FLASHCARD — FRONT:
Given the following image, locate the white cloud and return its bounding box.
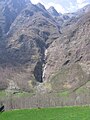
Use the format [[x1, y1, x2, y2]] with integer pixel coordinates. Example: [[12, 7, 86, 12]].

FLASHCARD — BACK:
[[77, 0, 89, 8], [66, 2, 78, 13], [31, 0, 42, 4], [77, 0, 85, 4]]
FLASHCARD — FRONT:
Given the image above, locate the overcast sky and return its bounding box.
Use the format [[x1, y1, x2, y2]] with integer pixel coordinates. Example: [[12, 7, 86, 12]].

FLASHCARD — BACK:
[[31, 0, 90, 13]]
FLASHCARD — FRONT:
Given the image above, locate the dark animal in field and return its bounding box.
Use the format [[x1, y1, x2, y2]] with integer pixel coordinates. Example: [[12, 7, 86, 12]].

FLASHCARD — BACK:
[[38, 107, 41, 109], [0, 105, 4, 112]]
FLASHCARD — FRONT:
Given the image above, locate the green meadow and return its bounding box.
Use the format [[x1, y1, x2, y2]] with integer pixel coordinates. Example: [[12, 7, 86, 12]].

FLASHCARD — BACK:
[[0, 106, 90, 120]]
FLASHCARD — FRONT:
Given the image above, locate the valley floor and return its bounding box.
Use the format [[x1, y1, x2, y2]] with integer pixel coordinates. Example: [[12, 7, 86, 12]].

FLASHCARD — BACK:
[[0, 106, 90, 120]]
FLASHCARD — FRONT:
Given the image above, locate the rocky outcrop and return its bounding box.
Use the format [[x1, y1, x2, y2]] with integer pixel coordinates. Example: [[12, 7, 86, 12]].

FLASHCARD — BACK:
[[47, 6, 60, 17]]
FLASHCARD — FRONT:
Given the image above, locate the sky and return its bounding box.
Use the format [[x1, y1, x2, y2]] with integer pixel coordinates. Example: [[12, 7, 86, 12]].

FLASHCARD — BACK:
[[31, 0, 90, 13]]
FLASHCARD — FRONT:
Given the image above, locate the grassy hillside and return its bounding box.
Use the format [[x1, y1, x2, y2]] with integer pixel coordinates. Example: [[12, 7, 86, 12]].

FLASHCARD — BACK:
[[0, 106, 90, 120]]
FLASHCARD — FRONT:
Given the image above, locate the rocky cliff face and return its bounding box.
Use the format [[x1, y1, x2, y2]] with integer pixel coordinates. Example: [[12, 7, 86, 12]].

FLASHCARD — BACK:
[[0, 0, 90, 96], [0, 0, 31, 34], [43, 12, 90, 92], [47, 6, 60, 17]]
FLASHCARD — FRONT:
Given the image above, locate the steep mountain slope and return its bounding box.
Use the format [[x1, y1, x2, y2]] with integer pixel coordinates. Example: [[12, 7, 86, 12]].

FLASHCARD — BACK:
[[0, 1, 61, 92], [0, 0, 89, 104], [54, 4, 90, 28], [77, 4, 90, 15], [43, 11, 90, 92], [0, 0, 31, 34]]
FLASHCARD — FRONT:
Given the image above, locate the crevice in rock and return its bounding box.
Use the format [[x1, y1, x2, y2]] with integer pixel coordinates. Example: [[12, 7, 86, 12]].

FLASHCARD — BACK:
[[34, 61, 43, 83], [63, 60, 70, 65], [33, 39, 43, 82], [34, 38, 49, 83], [75, 56, 82, 62]]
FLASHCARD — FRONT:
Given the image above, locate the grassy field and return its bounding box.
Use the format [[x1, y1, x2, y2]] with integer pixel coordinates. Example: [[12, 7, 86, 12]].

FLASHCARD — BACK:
[[0, 106, 90, 120]]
